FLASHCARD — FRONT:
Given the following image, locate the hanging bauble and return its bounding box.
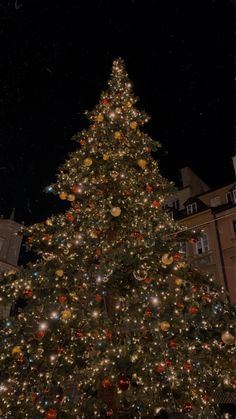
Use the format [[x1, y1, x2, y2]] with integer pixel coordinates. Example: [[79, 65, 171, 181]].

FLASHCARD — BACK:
[[182, 403, 192, 413], [152, 200, 161, 208], [105, 409, 114, 418], [83, 158, 93, 167], [118, 375, 130, 391], [110, 207, 121, 217], [145, 308, 153, 317], [114, 131, 121, 140], [168, 339, 177, 348], [202, 293, 212, 303], [90, 230, 98, 238], [146, 184, 153, 193], [161, 253, 174, 265], [80, 139, 86, 145], [96, 113, 104, 122], [130, 121, 138, 130], [115, 107, 122, 113], [221, 331, 235, 345], [101, 98, 109, 106], [95, 248, 102, 257], [24, 289, 33, 298], [71, 184, 81, 194], [67, 194, 75, 201], [188, 305, 199, 315], [75, 329, 84, 338], [160, 321, 170, 332], [61, 309, 72, 320], [137, 159, 147, 169], [59, 192, 67, 200], [183, 362, 193, 370], [101, 378, 112, 389], [126, 101, 132, 108], [58, 295, 67, 304], [15, 355, 26, 365], [154, 364, 165, 374], [35, 330, 45, 340], [46, 218, 53, 226], [66, 213, 74, 222], [95, 293, 103, 302], [44, 409, 58, 419], [175, 277, 183, 286], [177, 303, 185, 311], [103, 153, 110, 160], [55, 269, 64, 277], [12, 346, 22, 355]]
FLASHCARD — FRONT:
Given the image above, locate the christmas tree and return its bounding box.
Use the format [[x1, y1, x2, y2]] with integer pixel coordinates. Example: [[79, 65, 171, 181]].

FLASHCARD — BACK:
[[0, 58, 235, 419]]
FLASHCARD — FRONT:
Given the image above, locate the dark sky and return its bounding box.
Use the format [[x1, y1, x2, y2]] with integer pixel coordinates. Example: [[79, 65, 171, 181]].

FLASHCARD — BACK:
[[0, 0, 235, 225]]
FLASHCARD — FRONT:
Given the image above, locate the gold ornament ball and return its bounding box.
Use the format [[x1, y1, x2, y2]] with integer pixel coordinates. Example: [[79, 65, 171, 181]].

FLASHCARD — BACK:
[[61, 309, 72, 320], [130, 121, 138, 130], [137, 159, 147, 169], [110, 207, 121, 217], [175, 277, 183, 286], [126, 101, 132, 108], [161, 253, 174, 266], [114, 131, 121, 140], [55, 269, 64, 278], [67, 194, 75, 202], [59, 192, 67, 200], [90, 230, 98, 239], [103, 153, 110, 161], [160, 321, 171, 332], [12, 346, 22, 355], [221, 331, 235, 345], [83, 158, 93, 167], [115, 107, 122, 113], [46, 219, 53, 226], [96, 113, 104, 122]]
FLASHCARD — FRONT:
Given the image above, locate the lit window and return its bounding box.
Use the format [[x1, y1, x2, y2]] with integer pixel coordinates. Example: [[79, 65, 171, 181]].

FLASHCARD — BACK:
[[196, 233, 209, 254], [186, 202, 197, 215]]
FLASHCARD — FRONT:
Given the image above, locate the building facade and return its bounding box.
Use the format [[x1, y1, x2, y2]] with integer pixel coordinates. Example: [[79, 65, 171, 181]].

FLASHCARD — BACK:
[[0, 210, 23, 318], [165, 160, 236, 303]]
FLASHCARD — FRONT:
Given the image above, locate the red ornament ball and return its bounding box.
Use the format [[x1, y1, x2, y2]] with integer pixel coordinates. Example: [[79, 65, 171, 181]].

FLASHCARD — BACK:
[[168, 339, 177, 349], [15, 355, 26, 365], [152, 200, 161, 208], [154, 364, 165, 374], [35, 330, 45, 340], [105, 409, 114, 417], [66, 213, 74, 222], [118, 375, 130, 391], [75, 329, 84, 338], [58, 295, 67, 304], [101, 378, 112, 389], [182, 403, 192, 413], [24, 289, 33, 298], [184, 362, 193, 370], [188, 305, 199, 314], [44, 409, 58, 419]]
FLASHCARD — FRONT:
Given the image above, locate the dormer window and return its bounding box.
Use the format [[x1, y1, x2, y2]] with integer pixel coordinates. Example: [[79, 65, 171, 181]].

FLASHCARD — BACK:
[[233, 189, 236, 203], [186, 202, 197, 215]]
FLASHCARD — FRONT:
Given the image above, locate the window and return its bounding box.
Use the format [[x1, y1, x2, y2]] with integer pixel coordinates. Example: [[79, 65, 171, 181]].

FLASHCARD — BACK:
[[210, 196, 221, 207], [186, 202, 197, 215], [233, 220, 236, 234], [233, 189, 236, 204], [0, 237, 4, 252], [179, 241, 187, 258], [196, 233, 209, 254], [172, 200, 180, 210], [226, 192, 232, 204]]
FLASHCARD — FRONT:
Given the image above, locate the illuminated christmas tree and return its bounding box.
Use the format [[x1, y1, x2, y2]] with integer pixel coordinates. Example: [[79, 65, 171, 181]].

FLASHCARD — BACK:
[[0, 58, 235, 418]]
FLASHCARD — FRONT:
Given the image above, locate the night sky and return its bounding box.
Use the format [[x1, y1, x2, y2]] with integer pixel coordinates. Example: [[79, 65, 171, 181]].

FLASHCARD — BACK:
[[0, 0, 234, 226]]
